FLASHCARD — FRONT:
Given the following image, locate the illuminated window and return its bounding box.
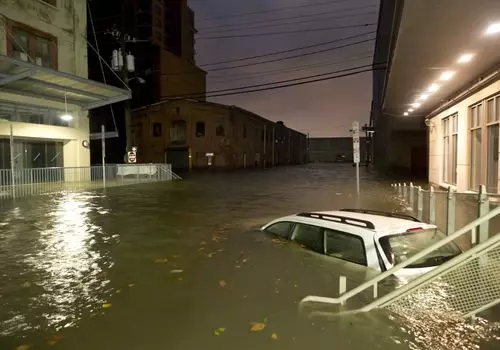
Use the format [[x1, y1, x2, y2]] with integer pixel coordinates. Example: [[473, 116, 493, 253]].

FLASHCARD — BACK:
[[442, 115, 457, 185]]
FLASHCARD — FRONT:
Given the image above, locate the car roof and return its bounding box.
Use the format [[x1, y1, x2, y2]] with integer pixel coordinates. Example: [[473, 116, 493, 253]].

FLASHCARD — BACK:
[[265, 210, 435, 239]]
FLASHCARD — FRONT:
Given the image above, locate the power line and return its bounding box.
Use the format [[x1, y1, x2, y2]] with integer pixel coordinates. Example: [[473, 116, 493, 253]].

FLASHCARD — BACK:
[[197, 0, 357, 22], [196, 23, 377, 40], [209, 54, 373, 83], [197, 4, 377, 30], [168, 63, 385, 99], [171, 67, 382, 100], [195, 37, 376, 73], [200, 10, 377, 34], [200, 31, 375, 67]]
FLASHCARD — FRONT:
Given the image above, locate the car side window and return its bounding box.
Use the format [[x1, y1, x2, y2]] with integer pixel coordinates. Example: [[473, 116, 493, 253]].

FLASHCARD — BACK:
[[325, 229, 367, 266], [291, 223, 324, 253], [265, 221, 293, 238]]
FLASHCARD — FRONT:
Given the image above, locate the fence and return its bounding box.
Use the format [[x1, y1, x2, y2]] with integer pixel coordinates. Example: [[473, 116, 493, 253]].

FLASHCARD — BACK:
[[392, 182, 500, 249], [0, 163, 180, 199]]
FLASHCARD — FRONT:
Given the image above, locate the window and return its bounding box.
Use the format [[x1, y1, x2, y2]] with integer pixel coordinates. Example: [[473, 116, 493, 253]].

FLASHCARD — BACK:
[[487, 97, 500, 193], [216, 124, 225, 137], [170, 120, 187, 144], [291, 223, 323, 253], [152, 123, 162, 137], [325, 229, 367, 266], [8, 22, 57, 69], [243, 124, 247, 138], [470, 103, 483, 191], [442, 114, 457, 185], [265, 221, 292, 239], [196, 121, 205, 137]]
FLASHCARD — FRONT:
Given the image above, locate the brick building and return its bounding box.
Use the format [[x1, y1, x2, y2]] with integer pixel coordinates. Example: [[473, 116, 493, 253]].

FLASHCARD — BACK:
[[131, 100, 307, 170]]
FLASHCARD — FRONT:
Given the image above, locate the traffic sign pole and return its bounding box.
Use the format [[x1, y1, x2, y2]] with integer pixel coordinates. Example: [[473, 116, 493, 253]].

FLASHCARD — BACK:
[[352, 121, 360, 197]]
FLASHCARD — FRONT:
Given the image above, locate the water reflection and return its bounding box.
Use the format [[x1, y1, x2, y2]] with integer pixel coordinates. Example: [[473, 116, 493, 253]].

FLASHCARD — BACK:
[[0, 192, 116, 336]]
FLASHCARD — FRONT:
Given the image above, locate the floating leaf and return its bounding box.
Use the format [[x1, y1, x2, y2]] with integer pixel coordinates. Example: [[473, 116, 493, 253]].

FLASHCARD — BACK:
[[102, 303, 112, 309], [219, 280, 227, 288], [214, 327, 226, 336], [115, 289, 121, 294], [250, 322, 266, 332], [16, 345, 31, 350], [128, 283, 135, 288], [47, 335, 63, 346], [154, 258, 169, 264], [271, 333, 279, 340]]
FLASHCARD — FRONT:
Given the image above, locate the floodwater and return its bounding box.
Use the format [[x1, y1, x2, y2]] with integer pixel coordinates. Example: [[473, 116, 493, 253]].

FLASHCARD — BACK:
[[0, 164, 499, 350]]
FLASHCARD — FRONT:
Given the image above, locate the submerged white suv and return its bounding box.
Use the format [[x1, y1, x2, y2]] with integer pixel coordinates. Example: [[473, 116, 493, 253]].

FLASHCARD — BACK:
[[261, 209, 461, 280]]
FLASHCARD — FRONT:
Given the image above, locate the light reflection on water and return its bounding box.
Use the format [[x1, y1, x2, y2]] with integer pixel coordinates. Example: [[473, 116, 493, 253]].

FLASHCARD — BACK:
[[0, 192, 116, 336]]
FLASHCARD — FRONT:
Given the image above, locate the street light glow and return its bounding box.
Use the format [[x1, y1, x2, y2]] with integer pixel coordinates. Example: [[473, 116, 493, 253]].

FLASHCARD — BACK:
[[440, 71, 455, 81], [404, 112, 409, 116], [412, 102, 421, 108], [419, 94, 429, 101], [485, 23, 500, 35], [60, 114, 73, 121], [428, 83, 440, 92], [457, 53, 474, 64]]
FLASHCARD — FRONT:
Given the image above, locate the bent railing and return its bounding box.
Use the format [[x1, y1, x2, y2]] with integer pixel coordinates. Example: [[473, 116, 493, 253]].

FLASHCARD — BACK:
[[299, 205, 500, 318]]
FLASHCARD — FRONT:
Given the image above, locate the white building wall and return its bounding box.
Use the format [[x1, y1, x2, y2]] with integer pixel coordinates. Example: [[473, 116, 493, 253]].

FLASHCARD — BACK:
[[0, 0, 89, 167], [429, 77, 500, 192]]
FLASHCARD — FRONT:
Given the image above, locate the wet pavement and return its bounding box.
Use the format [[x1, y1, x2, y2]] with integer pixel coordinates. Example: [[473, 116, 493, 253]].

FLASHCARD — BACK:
[[0, 163, 499, 349]]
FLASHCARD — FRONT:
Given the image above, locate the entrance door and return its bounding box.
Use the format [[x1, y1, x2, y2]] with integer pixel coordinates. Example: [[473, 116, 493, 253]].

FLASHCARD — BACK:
[[166, 147, 189, 172]]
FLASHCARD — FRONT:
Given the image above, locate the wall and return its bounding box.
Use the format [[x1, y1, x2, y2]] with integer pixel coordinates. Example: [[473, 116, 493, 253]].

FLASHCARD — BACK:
[[131, 100, 307, 169], [429, 76, 500, 192], [0, 0, 90, 167]]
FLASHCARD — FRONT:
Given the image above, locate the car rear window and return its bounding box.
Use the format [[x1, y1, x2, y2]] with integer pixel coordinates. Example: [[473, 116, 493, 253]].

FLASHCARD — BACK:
[[379, 229, 461, 268]]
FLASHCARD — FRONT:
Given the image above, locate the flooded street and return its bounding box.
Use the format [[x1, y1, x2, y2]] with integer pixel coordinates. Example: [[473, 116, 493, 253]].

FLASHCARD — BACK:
[[1, 164, 499, 349]]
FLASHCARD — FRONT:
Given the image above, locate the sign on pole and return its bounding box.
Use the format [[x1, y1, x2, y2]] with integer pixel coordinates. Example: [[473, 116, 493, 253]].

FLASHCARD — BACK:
[[352, 121, 360, 164], [127, 151, 137, 163], [352, 121, 360, 196]]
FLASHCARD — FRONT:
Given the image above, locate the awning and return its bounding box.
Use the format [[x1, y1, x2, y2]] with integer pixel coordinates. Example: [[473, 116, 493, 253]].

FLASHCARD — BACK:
[[0, 55, 131, 111]]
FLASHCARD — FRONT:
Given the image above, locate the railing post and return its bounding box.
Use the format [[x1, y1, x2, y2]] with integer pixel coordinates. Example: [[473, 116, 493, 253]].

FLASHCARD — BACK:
[[446, 187, 456, 235], [398, 183, 402, 196], [339, 276, 346, 305], [477, 184, 490, 244], [417, 186, 423, 221], [409, 182, 414, 211], [429, 186, 436, 225], [403, 183, 407, 202]]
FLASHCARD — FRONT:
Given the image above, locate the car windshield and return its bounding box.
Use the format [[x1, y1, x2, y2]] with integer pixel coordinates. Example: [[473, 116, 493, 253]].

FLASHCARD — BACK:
[[379, 229, 461, 268]]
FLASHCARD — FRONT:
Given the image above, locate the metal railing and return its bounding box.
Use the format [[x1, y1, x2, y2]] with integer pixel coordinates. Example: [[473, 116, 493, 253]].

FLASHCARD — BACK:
[[298, 205, 500, 319], [0, 163, 181, 199]]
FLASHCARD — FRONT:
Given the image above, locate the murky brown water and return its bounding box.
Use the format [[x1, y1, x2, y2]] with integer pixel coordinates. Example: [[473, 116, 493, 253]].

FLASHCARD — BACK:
[[1, 164, 499, 349]]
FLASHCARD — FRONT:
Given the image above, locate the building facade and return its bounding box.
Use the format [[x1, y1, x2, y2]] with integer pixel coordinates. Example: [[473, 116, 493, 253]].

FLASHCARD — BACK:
[[0, 0, 129, 172], [131, 100, 307, 170], [372, 0, 500, 188]]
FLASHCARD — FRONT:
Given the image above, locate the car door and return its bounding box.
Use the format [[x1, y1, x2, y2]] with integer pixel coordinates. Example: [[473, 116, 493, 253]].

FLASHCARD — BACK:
[[290, 223, 324, 254], [263, 221, 294, 239], [323, 228, 378, 281]]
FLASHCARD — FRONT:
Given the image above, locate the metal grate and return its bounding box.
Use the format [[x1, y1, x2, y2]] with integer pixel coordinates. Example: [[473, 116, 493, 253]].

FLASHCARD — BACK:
[[387, 239, 500, 318]]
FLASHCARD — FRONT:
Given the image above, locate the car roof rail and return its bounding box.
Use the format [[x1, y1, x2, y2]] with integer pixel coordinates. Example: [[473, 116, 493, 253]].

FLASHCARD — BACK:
[[340, 209, 421, 222], [296, 212, 375, 230]]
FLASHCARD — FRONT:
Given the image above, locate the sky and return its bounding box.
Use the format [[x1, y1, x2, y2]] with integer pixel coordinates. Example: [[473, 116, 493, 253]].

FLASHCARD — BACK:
[[188, 0, 379, 137]]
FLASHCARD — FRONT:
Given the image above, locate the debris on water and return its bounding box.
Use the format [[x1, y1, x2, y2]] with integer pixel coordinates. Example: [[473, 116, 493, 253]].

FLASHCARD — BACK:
[[154, 258, 169, 264], [171, 269, 183, 274], [219, 280, 227, 287], [115, 289, 121, 294], [15, 345, 31, 350], [47, 334, 64, 346], [250, 322, 266, 332], [22, 281, 31, 288], [128, 283, 135, 288], [214, 327, 225, 336], [102, 303, 112, 309], [271, 333, 279, 340]]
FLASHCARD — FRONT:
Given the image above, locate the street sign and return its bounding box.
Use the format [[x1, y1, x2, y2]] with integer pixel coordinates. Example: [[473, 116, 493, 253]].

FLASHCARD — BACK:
[[352, 121, 360, 164], [127, 151, 137, 163]]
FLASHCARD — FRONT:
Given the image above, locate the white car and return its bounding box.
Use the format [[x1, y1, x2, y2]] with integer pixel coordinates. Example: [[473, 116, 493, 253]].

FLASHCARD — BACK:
[[261, 209, 461, 281]]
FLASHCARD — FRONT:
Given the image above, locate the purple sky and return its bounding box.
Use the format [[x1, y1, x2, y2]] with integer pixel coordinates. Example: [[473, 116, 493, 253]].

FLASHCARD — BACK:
[[188, 0, 379, 137]]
